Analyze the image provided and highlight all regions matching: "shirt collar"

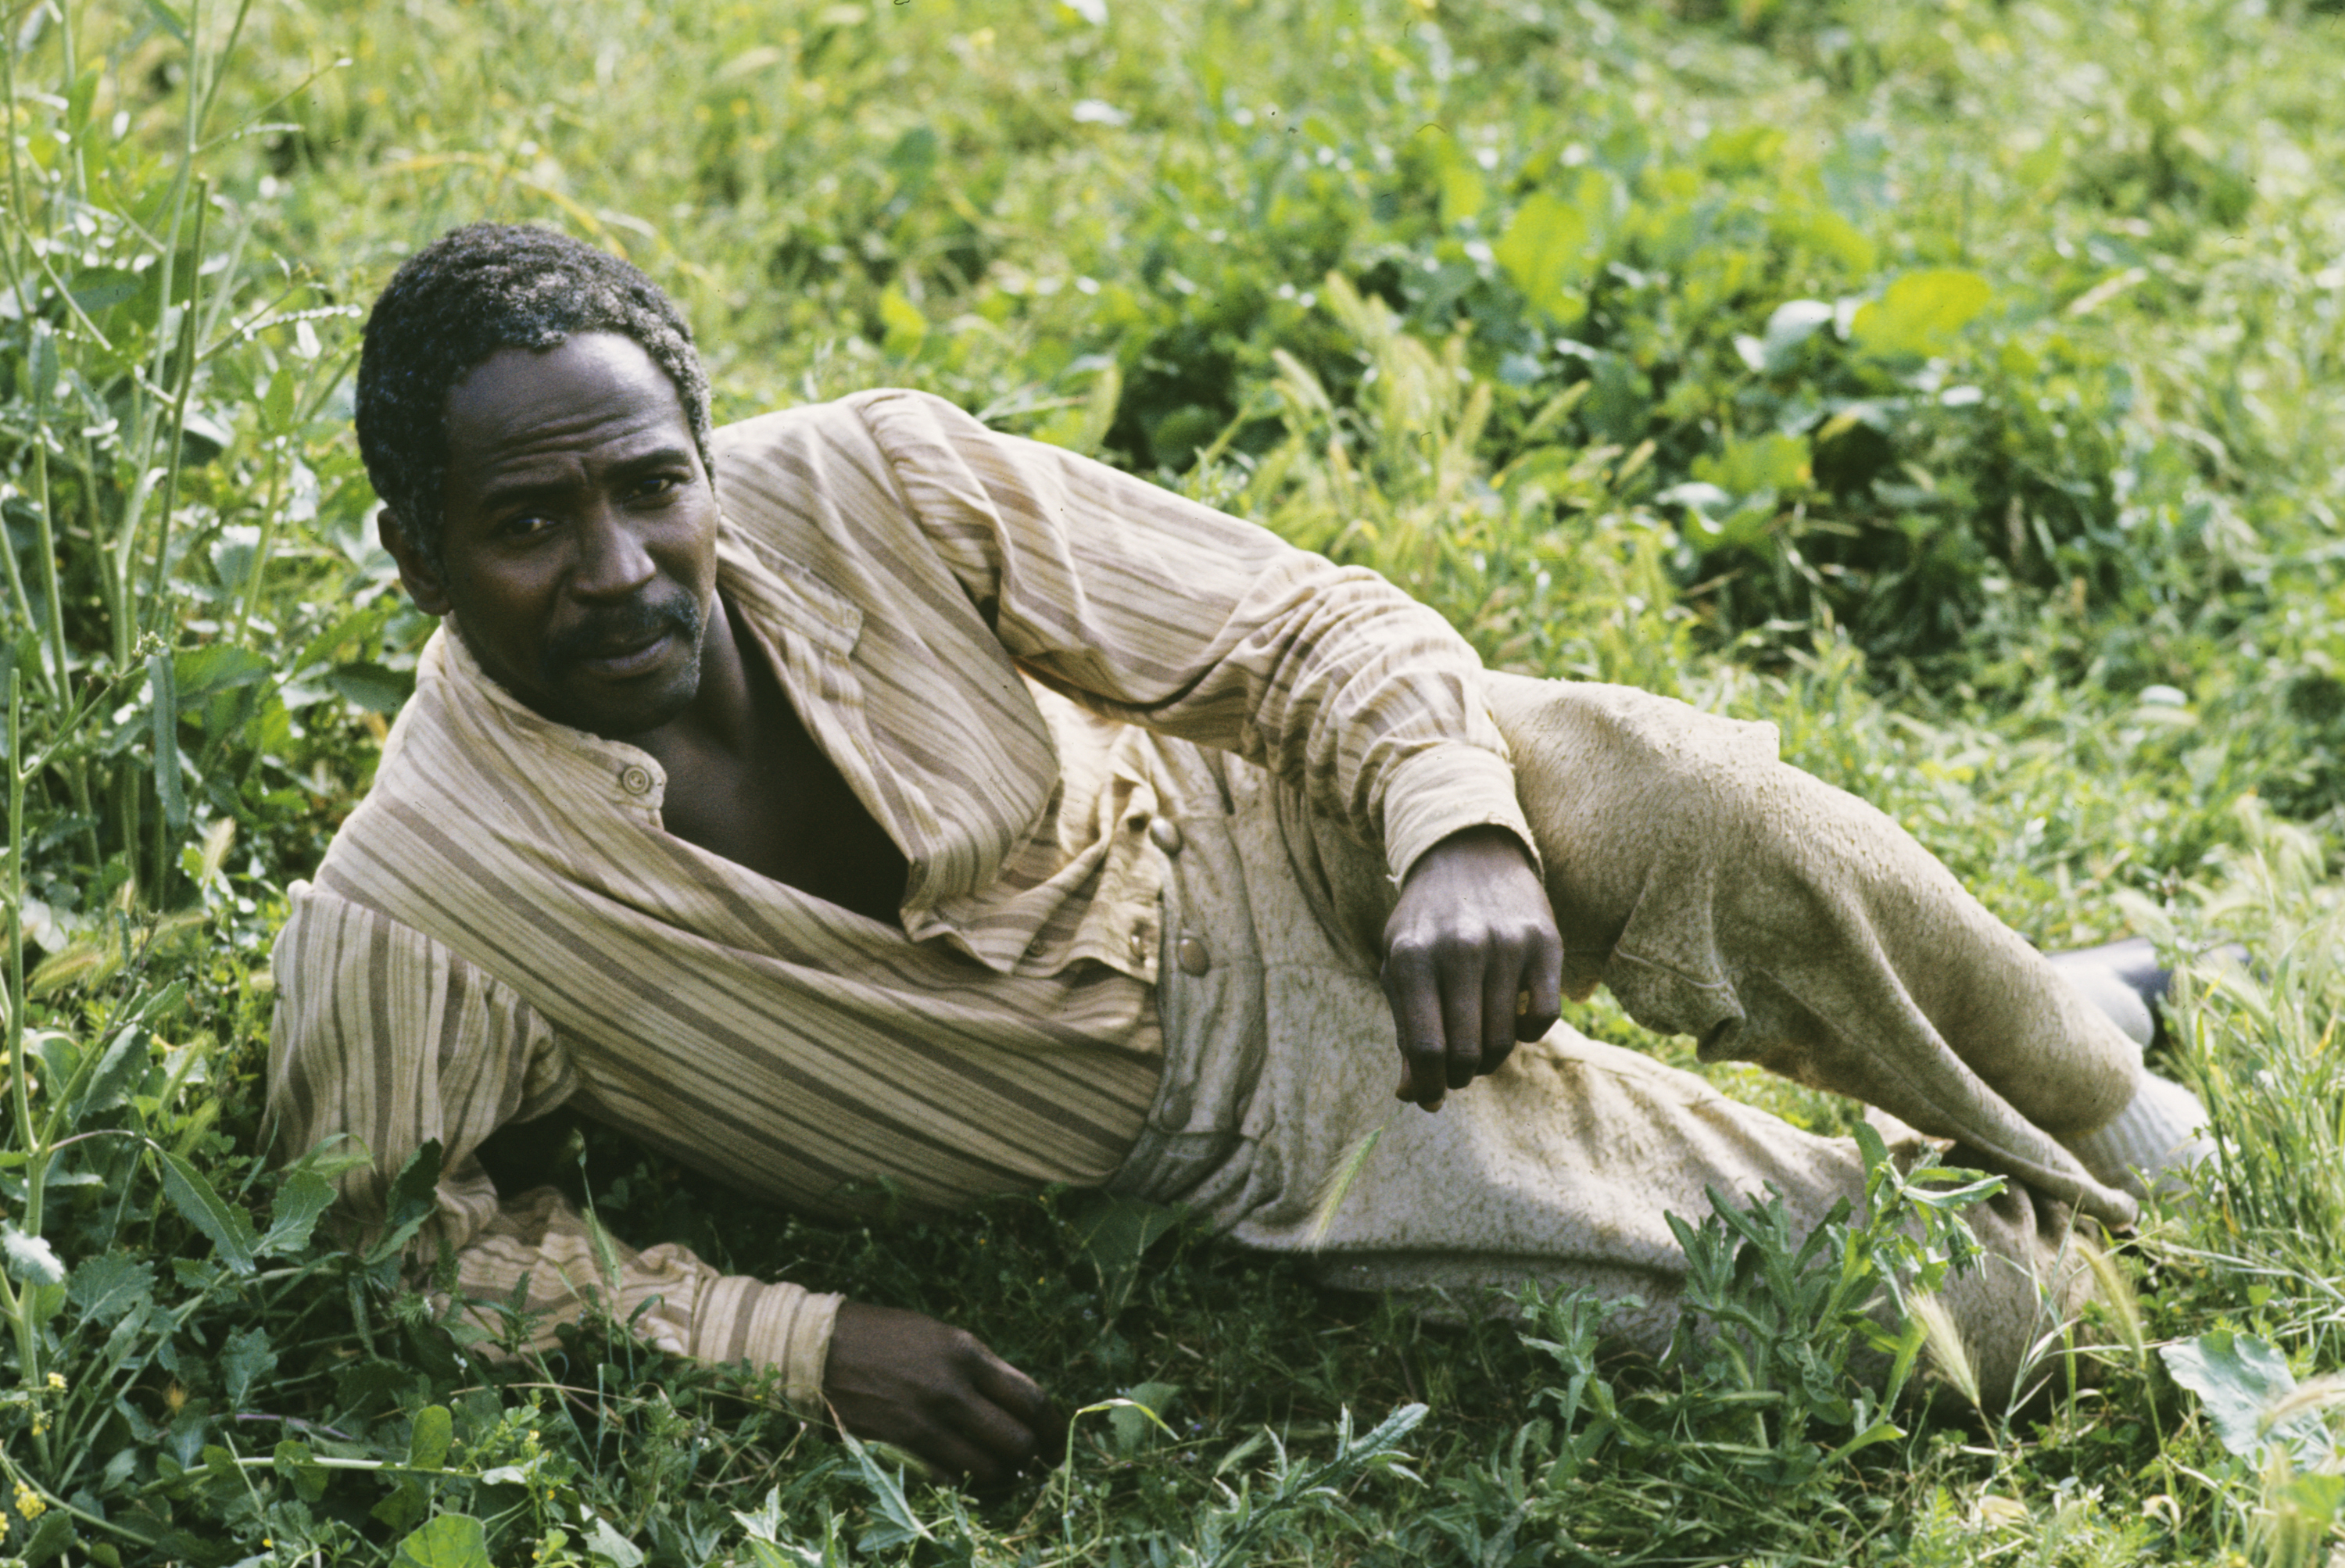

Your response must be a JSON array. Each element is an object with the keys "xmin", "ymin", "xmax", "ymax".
[{"xmin": 414, "ymin": 509, "xmax": 865, "ymax": 821}]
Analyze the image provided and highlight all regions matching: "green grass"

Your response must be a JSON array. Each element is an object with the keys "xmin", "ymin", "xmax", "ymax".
[{"xmin": 7, "ymin": 0, "xmax": 2345, "ymax": 1561}]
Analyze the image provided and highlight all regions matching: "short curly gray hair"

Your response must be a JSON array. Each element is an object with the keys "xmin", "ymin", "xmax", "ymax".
[{"xmin": 354, "ymin": 223, "xmax": 712, "ymax": 568}]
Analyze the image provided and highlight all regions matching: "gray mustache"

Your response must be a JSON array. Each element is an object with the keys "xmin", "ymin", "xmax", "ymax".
[{"xmin": 544, "ymin": 592, "xmax": 703, "ymax": 671}]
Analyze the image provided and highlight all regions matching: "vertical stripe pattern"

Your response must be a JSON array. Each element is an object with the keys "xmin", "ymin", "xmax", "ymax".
[{"xmin": 266, "ymin": 388, "xmax": 1534, "ymax": 1403}]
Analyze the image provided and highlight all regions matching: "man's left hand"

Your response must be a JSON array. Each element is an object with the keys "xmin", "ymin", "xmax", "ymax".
[{"xmin": 1382, "ymin": 826, "xmax": 1563, "ymax": 1108}]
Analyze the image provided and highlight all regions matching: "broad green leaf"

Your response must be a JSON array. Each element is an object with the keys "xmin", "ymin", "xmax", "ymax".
[
  {"xmin": 879, "ymin": 289, "xmax": 928, "ymax": 359},
  {"xmin": 367, "ymin": 1139, "xmax": 445, "ymax": 1265},
  {"xmin": 1352, "ymin": 1400, "xmax": 1430, "ymax": 1456},
  {"xmin": 373, "ymin": 1477, "xmax": 431, "ymax": 1534},
  {"xmin": 64, "ymin": 66, "xmax": 100, "ymax": 132},
  {"xmin": 31, "ymin": 1029, "xmax": 81, "ymax": 1097},
  {"xmin": 2160, "ymin": 1330, "xmax": 2325, "ymax": 1459},
  {"xmin": 584, "ymin": 1515, "xmax": 647, "ymax": 1566},
  {"xmin": 733, "ymin": 1487, "xmax": 786, "ymax": 1542},
  {"xmin": 1851, "ymin": 268, "xmax": 1993, "ymax": 360},
  {"xmin": 263, "ymin": 366, "xmax": 299, "ymax": 433},
  {"xmin": 1437, "ymin": 149, "xmax": 1486, "ymax": 226},
  {"xmin": 121, "ymin": 980, "xmax": 190, "ymax": 1029},
  {"xmin": 1759, "ymin": 299, "xmax": 1836, "ymax": 374},
  {"xmin": 2271, "ymin": 1472, "xmax": 2345, "ymax": 1555},
  {"xmin": 1063, "ymin": 1190, "xmax": 1181, "ymax": 1315},
  {"xmin": 885, "ymin": 124, "xmax": 940, "ymax": 179},
  {"xmin": 2, "ymin": 1223, "xmax": 66, "ymax": 1285},
  {"xmin": 1111, "ymin": 1382, "xmax": 1183, "ymax": 1454},
  {"xmin": 69, "ymin": 269, "xmax": 141, "ymax": 315},
  {"xmin": 259, "ymin": 1167, "xmax": 337, "ymax": 1255},
  {"xmin": 158, "ymin": 1148, "xmax": 259, "ymax": 1275},
  {"xmin": 73, "ymin": 1020, "xmax": 156, "ymax": 1116},
  {"xmin": 221, "ymin": 1325, "xmax": 278, "ymax": 1411},
  {"xmin": 391, "ymin": 1513, "xmax": 492, "ymax": 1568},
  {"xmin": 19, "ymin": 1509, "xmax": 73, "ymax": 1565},
  {"xmin": 409, "ymin": 1404, "xmax": 455, "ymax": 1470},
  {"xmin": 1495, "ymin": 190, "xmax": 1592, "ymax": 324},
  {"xmin": 274, "ymin": 1439, "xmax": 330, "ymax": 1504},
  {"xmin": 326, "ymin": 660, "xmax": 413, "ymax": 714},
  {"xmin": 68, "ymin": 1252, "xmax": 153, "ymax": 1323},
  {"xmin": 1693, "ymin": 434, "xmax": 1810, "ymax": 500},
  {"xmin": 174, "ymin": 643, "xmax": 274, "ymax": 705},
  {"xmin": 841, "ymin": 1427, "xmax": 933, "ymax": 1552}
]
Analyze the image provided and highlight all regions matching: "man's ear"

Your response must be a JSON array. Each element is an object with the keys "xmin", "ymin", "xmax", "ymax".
[{"xmin": 378, "ymin": 507, "xmax": 453, "ymax": 616}]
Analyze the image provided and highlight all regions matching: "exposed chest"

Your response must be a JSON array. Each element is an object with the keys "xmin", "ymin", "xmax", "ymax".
[{"xmin": 653, "ymin": 668, "xmax": 909, "ymax": 927}]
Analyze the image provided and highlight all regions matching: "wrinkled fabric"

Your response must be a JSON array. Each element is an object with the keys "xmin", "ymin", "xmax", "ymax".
[
  {"xmin": 267, "ymin": 388, "xmax": 1538, "ymax": 1407},
  {"xmin": 1114, "ymin": 675, "xmax": 2135, "ymax": 1403}
]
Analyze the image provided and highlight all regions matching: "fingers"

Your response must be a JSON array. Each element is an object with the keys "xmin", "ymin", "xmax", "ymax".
[
  {"xmin": 1384, "ymin": 924, "xmax": 1563, "ymax": 1104},
  {"xmin": 1441, "ymin": 943, "xmax": 1490, "ymax": 1093},
  {"xmin": 1383, "ymin": 938, "xmax": 1449, "ymax": 1108},
  {"xmin": 1479, "ymin": 948, "xmax": 1520, "ymax": 1081},
  {"xmin": 824, "ymin": 1303, "xmax": 1058, "ymax": 1489},
  {"xmin": 1519, "ymin": 922, "xmax": 1564, "ymax": 1044},
  {"xmin": 1380, "ymin": 827, "xmax": 1564, "ymax": 1108},
  {"xmin": 918, "ymin": 1337, "xmax": 1048, "ymax": 1487},
  {"xmin": 974, "ymin": 1347, "xmax": 1065, "ymax": 1448}
]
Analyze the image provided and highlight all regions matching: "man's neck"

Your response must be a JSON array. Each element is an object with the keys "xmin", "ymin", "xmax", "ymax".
[
  {"xmin": 619, "ymin": 590, "xmax": 911, "ymax": 922},
  {"xmin": 628, "ymin": 590, "xmax": 757, "ymax": 765}
]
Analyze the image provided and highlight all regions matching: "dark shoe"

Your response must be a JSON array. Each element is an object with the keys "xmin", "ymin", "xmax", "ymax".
[
  {"xmin": 2047, "ymin": 936, "xmax": 2170, "ymax": 1050},
  {"xmin": 2046, "ymin": 936, "xmax": 2249, "ymax": 1054}
]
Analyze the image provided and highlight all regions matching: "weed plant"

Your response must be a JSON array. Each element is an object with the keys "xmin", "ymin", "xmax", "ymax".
[{"xmin": 5, "ymin": 0, "xmax": 2345, "ymax": 1562}]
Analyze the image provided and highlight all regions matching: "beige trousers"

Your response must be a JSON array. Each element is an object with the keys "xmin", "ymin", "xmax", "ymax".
[{"xmin": 1110, "ymin": 676, "xmax": 2142, "ymax": 1403}]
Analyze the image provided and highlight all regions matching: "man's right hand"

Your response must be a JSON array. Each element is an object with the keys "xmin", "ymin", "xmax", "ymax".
[{"xmin": 821, "ymin": 1301, "xmax": 1064, "ymax": 1487}]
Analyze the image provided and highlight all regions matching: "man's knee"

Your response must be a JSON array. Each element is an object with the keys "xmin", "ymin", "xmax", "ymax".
[{"xmin": 1482, "ymin": 673, "xmax": 1806, "ymax": 954}]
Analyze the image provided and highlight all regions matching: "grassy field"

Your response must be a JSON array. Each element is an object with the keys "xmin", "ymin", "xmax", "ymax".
[{"xmin": 6, "ymin": 0, "xmax": 2345, "ymax": 1561}]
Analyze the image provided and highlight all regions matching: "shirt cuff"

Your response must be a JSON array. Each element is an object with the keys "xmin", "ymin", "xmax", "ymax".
[
  {"xmin": 1378, "ymin": 743, "xmax": 1541, "ymax": 886},
  {"xmin": 691, "ymin": 1275, "xmax": 845, "ymax": 1416}
]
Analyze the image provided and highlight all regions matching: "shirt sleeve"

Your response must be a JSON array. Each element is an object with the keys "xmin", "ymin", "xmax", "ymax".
[
  {"xmin": 854, "ymin": 389, "xmax": 1538, "ymax": 883},
  {"xmin": 263, "ymin": 881, "xmax": 843, "ymax": 1410}
]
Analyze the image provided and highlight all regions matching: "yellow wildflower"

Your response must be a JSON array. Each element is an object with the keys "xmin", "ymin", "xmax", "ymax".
[{"xmin": 14, "ymin": 1480, "xmax": 47, "ymax": 1520}]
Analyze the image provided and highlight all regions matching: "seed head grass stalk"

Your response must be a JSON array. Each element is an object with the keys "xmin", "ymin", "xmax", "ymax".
[{"xmin": 1305, "ymin": 1104, "xmax": 1401, "ymax": 1251}]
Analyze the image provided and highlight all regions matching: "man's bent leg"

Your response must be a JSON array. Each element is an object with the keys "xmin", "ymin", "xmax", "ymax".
[
  {"xmin": 1119, "ymin": 737, "xmax": 2091, "ymax": 1411},
  {"xmin": 1480, "ymin": 673, "xmax": 2147, "ymax": 1229},
  {"xmin": 1258, "ymin": 1023, "xmax": 2089, "ymax": 1409}
]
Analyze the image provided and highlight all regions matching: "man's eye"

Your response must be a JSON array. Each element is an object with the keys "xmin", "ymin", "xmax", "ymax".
[
  {"xmin": 499, "ymin": 513, "xmax": 557, "ymax": 539},
  {"xmin": 629, "ymin": 474, "xmax": 684, "ymax": 501}
]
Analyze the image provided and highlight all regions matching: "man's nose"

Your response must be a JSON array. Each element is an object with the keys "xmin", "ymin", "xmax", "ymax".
[{"xmin": 569, "ymin": 501, "xmax": 657, "ymax": 600}]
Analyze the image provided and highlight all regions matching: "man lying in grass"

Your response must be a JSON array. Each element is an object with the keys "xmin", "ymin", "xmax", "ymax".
[{"xmin": 266, "ymin": 222, "xmax": 2207, "ymax": 1485}]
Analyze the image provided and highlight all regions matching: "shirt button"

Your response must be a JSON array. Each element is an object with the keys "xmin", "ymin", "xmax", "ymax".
[
  {"xmin": 1128, "ymin": 931, "xmax": 1147, "ymax": 958},
  {"xmin": 1176, "ymin": 935, "xmax": 1211, "ymax": 976},
  {"xmin": 619, "ymin": 764, "xmax": 654, "ymax": 796},
  {"xmin": 1148, "ymin": 817, "xmax": 1184, "ymax": 855}
]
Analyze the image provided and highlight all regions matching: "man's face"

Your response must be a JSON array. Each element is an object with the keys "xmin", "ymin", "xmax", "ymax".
[{"xmin": 384, "ymin": 332, "xmax": 718, "ymax": 739}]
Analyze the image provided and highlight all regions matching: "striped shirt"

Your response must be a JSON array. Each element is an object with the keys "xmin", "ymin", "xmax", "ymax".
[{"xmin": 265, "ymin": 388, "xmax": 1534, "ymax": 1407}]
